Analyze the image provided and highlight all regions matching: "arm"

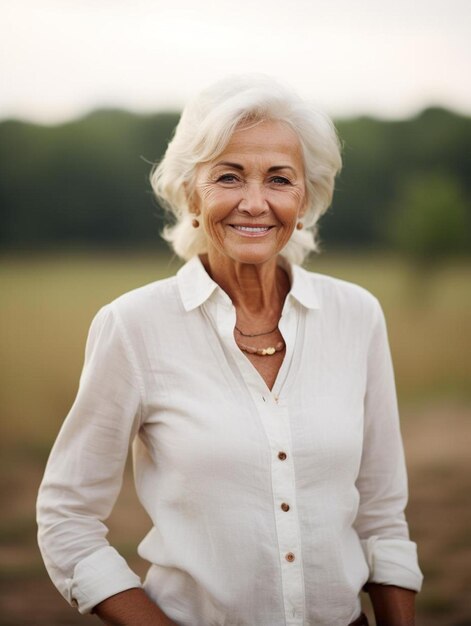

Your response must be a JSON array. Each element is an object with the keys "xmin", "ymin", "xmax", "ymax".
[
  {"xmin": 354, "ymin": 299, "xmax": 423, "ymax": 621},
  {"xmin": 365, "ymin": 583, "xmax": 416, "ymax": 626},
  {"xmin": 93, "ymin": 589, "xmax": 176, "ymax": 626},
  {"xmin": 37, "ymin": 305, "xmax": 146, "ymax": 614}
]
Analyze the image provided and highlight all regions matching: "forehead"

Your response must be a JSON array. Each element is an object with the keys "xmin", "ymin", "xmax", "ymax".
[{"xmin": 214, "ymin": 120, "xmax": 304, "ymax": 167}]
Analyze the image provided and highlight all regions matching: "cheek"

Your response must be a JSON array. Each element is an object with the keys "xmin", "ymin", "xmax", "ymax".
[
  {"xmin": 271, "ymin": 191, "xmax": 305, "ymax": 222},
  {"xmin": 198, "ymin": 195, "xmax": 229, "ymax": 244},
  {"xmin": 200, "ymin": 189, "xmax": 238, "ymax": 222}
]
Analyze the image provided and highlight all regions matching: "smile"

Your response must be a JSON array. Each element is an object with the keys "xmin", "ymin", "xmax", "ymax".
[{"xmin": 230, "ymin": 225, "xmax": 274, "ymax": 237}]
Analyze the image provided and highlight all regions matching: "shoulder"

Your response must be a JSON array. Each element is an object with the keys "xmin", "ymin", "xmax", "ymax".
[
  {"xmin": 294, "ymin": 267, "xmax": 387, "ymax": 351},
  {"xmin": 100, "ymin": 274, "xmax": 182, "ymax": 328}
]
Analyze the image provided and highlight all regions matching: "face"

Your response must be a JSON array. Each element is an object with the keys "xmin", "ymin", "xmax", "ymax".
[{"xmin": 191, "ymin": 120, "xmax": 307, "ymax": 267}]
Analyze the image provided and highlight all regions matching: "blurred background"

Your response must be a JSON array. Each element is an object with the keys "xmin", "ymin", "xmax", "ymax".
[{"xmin": 1, "ymin": 1, "xmax": 470, "ymax": 624}]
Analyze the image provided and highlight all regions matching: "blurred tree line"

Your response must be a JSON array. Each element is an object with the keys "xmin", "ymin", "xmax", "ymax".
[{"xmin": 0, "ymin": 107, "xmax": 469, "ymax": 256}]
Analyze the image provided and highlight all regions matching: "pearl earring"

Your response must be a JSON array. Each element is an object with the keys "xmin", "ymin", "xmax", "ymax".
[
  {"xmin": 192, "ymin": 218, "xmax": 200, "ymax": 228},
  {"xmin": 296, "ymin": 221, "xmax": 303, "ymax": 230}
]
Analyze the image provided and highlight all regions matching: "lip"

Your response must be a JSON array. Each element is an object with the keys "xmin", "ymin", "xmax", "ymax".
[{"xmin": 229, "ymin": 224, "xmax": 275, "ymax": 237}]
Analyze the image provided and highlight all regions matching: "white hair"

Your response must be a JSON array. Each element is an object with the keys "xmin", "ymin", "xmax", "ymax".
[{"xmin": 151, "ymin": 75, "xmax": 342, "ymax": 264}]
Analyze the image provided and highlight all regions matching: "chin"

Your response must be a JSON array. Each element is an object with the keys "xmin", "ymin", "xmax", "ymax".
[{"xmin": 224, "ymin": 245, "xmax": 280, "ymax": 266}]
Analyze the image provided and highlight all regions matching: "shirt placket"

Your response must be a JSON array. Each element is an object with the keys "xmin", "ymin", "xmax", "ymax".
[
  {"xmin": 214, "ymin": 295, "xmax": 305, "ymax": 625},
  {"xmin": 259, "ymin": 393, "xmax": 305, "ymax": 625}
]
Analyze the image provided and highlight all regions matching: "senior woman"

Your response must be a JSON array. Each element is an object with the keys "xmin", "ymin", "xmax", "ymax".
[{"xmin": 37, "ymin": 76, "xmax": 422, "ymax": 626}]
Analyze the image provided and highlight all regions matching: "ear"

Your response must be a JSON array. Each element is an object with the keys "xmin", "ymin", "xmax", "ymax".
[
  {"xmin": 298, "ymin": 193, "xmax": 308, "ymax": 218},
  {"xmin": 184, "ymin": 182, "xmax": 200, "ymax": 216}
]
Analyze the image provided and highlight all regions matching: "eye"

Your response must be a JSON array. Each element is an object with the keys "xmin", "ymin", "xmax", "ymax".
[
  {"xmin": 216, "ymin": 173, "xmax": 239, "ymax": 184},
  {"xmin": 270, "ymin": 176, "xmax": 291, "ymax": 185}
]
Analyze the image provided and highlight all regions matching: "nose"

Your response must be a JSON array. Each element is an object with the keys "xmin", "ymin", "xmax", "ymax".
[{"xmin": 237, "ymin": 182, "xmax": 269, "ymax": 216}]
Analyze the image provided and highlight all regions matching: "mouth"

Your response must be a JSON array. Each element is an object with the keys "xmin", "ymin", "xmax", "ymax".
[{"xmin": 229, "ymin": 225, "xmax": 274, "ymax": 237}]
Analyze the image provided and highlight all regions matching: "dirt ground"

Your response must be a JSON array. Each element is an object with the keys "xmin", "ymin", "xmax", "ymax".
[{"xmin": 0, "ymin": 401, "xmax": 469, "ymax": 626}]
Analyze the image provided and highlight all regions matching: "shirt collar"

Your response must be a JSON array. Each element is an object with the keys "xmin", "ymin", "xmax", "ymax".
[
  {"xmin": 177, "ymin": 256, "xmax": 220, "ymax": 311},
  {"xmin": 177, "ymin": 255, "xmax": 321, "ymax": 312},
  {"xmin": 285, "ymin": 260, "xmax": 321, "ymax": 310}
]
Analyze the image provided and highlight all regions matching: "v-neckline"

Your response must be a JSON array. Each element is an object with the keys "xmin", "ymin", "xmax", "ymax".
[{"xmin": 217, "ymin": 297, "xmax": 299, "ymax": 400}]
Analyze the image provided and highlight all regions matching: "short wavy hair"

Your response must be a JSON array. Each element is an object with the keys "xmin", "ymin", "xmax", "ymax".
[{"xmin": 151, "ymin": 75, "xmax": 342, "ymax": 264}]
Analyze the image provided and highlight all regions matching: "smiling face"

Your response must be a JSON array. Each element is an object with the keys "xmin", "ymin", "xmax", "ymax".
[{"xmin": 191, "ymin": 120, "xmax": 307, "ymax": 267}]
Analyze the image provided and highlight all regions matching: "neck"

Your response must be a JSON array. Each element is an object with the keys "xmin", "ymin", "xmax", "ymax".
[{"xmin": 202, "ymin": 249, "xmax": 290, "ymax": 316}]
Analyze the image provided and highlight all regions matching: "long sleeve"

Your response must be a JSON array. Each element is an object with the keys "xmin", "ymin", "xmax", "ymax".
[
  {"xmin": 37, "ymin": 305, "xmax": 143, "ymax": 613},
  {"xmin": 354, "ymin": 299, "xmax": 423, "ymax": 592},
  {"xmin": 37, "ymin": 259, "xmax": 424, "ymax": 624}
]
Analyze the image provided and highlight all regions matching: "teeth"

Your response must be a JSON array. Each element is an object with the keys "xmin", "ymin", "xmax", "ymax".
[{"xmin": 234, "ymin": 226, "xmax": 270, "ymax": 232}]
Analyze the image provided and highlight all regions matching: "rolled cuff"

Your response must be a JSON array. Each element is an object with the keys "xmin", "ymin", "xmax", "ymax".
[
  {"xmin": 66, "ymin": 546, "xmax": 142, "ymax": 614},
  {"xmin": 361, "ymin": 536, "xmax": 423, "ymax": 592}
]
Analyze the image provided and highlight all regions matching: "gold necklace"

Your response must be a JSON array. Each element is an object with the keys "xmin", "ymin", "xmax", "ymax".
[{"xmin": 236, "ymin": 339, "xmax": 285, "ymax": 356}]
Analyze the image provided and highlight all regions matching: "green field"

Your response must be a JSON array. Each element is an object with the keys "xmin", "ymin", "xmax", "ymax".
[
  {"xmin": 1, "ymin": 251, "xmax": 470, "ymax": 625},
  {"xmin": 1, "ymin": 251, "xmax": 469, "ymax": 444}
]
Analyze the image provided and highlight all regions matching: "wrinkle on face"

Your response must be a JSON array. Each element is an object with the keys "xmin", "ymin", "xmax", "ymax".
[{"xmin": 191, "ymin": 120, "xmax": 307, "ymax": 269}]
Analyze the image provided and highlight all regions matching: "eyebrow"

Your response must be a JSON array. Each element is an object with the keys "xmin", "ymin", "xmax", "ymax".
[{"xmin": 213, "ymin": 161, "xmax": 296, "ymax": 173}]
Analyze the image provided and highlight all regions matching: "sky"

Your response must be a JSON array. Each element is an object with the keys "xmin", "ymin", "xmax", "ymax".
[{"xmin": 1, "ymin": 0, "xmax": 471, "ymax": 124}]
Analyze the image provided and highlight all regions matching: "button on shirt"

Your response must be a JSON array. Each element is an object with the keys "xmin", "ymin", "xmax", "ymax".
[{"xmin": 37, "ymin": 256, "xmax": 423, "ymax": 626}]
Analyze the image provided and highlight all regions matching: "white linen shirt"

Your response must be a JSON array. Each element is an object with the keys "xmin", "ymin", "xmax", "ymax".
[{"xmin": 37, "ymin": 256, "xmax": 423, "ymax": 626}]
